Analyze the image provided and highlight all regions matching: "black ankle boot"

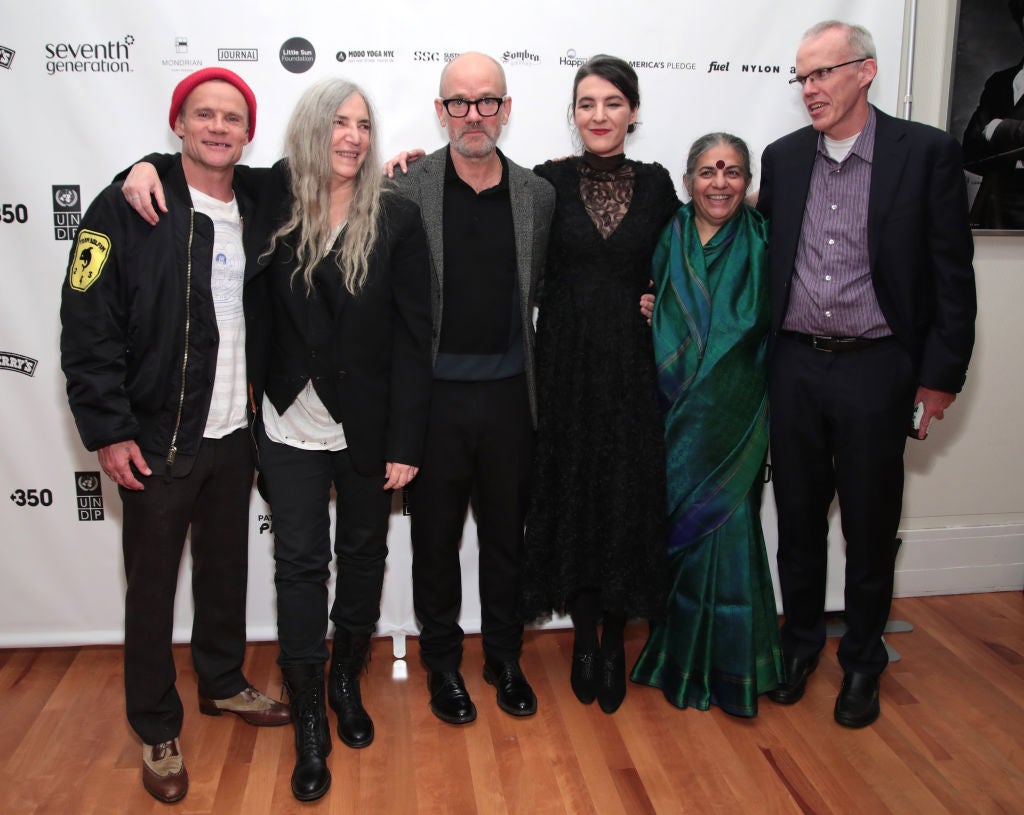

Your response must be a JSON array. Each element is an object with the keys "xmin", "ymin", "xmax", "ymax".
[
  {"xmin": 281, "ymin": 664, "xmax": 332, "ymax": 801},
  {"xmin": 329, "ymin": 630, "xmax": 374, "ymax": 748},
  {"xmin": 597, "ymin": 614, "xmax": 627, "ymax": 714}
]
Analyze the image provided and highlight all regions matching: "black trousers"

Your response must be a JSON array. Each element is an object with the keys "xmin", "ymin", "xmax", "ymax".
[
  {"xmin": 769, "ymin": 335, "xmax": 916, "ymax": 676},
  {"xmin": 258, "ymin": 427, "xmax": 391, "ymax": 667},
  {"xmin": 410, "ymin": 375, "xmax": 533, "ymax": 671},
  {"xmin": 120, "ymin": 428, "xmax": 253, "ymax": 745}
]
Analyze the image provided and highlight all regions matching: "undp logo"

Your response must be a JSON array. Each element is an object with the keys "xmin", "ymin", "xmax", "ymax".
[{"xmin": 280, "ymin": 37, "xmax": 315, "ymax": 73}]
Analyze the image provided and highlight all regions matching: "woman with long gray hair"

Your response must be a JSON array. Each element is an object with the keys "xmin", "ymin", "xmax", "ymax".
[{"xmin": 250, "ymin": 79, "xmax": 432, "ymax": 799}]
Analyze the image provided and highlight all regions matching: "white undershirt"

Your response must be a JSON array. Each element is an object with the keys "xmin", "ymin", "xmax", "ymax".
[
  {"xmin": 262, "ymin": 387, "xmax": 348, "ymax": 451},
  {"xmin": 261, "ymin": 222, "xmax": 349, "ymax": 451},
  {"xmin": 824, "ymin": 132, "xmax": 860, "ymax": 163},
  {"xmin": 189, "ymin": 186, "xmax": 247, "ymax": 438}
]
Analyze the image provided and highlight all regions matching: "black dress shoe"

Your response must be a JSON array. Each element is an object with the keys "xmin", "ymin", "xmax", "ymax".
[
  {"xmin": 570, "ymin": 648, "xmax": 597, "ymax": 705},
  {"xmin": 597, "ymin": 647, "xmax": 626, "ymax": 714},
  {"xmin": 834, "ymin": 672, "xmax": 880, "ymax": 728},
  {"xmin": 428, "ymin": 671, "xmax": 477, "ymax": 725},
  {"xmin": 483, "ymin": 659, "xmax": 537, "ymax": 717},
  {"xmin": 767, "ymin": 654, "xmax": 820, "ymax": 705}
]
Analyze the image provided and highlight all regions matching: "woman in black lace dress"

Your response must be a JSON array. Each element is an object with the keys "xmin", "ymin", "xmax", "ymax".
[{"xmin": 521, "ymin": 55, "xmax": 680, "ymax": 713}]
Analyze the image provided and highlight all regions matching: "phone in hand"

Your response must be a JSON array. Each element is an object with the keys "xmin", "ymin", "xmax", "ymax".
[{"xmin": 908, "ymin": 401, "xmax": 925, "ymax": 440}]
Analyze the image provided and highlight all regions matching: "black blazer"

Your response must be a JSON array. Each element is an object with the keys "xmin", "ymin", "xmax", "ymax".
[
  {"xmin": 757, "ymin": 107, "xmax": 977, "ymax": 394},
  {"xmin": 244, "ymin": 161, "xmax": 433, "ymax": 476}
]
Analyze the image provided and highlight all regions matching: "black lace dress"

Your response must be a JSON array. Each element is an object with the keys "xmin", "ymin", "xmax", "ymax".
[{"xmin": 520, "ymin": 153, "xmax": 681, "ymax": 621}]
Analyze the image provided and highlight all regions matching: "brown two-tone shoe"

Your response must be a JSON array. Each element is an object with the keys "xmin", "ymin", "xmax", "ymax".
[
  {"xmin": 142, "ymin": 738, "xmax": 188, "ymax": 803},
  {"xmin": 198, "ymin": 685, "xmax": 291, "ymax": 726}
]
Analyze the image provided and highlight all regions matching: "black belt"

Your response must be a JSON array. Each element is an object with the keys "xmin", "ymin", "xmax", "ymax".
[{"xmin": 780, "ymin": 331, "xmax": 892, "ymax": 353}]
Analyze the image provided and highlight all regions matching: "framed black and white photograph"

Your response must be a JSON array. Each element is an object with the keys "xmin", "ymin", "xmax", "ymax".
[{"xmin": 949, "ymin": 0, "xmax": 1024, "ymax": 233}]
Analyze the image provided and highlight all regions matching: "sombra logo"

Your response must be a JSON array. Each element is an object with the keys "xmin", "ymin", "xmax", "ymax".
[
  {"xmin": 280, "ymin": 37, "xmax": 315, "ymax": 73},
  {"xmin": 502, "ymin": 49, "xmax": 540, "ymax": 65}
]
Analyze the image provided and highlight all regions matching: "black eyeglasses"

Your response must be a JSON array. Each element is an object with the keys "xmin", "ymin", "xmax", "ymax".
[
  {"xmin": 789, "ymin": 58, "xmax": 868, "ymax": 86},
  {"xmin": 440, "ymin": 97, "xmax": 505, "ymax": 118}
]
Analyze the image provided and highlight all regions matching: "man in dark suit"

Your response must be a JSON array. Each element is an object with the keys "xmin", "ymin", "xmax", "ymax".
[
  {"xmin": 391, "ymin": 52, "xmax": 555, "ymax": 725},
  {"xmin": 757, "ymin": 21, "xmax": 976, "ymax": 728},
  {"xmin": 962, "ymin": 0, "xmax": 1024, "ymax": 229}
]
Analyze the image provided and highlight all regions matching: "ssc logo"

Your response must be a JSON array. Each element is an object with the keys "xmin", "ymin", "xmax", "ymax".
[{"xmin": 69, "ymin": 229, "xmax": 111, "ymax": 292}]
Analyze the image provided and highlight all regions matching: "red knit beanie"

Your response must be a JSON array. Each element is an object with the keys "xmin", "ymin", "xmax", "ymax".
[{"xmin": 168, "ymin": 67, "xmax": 257, "ymax": 139}]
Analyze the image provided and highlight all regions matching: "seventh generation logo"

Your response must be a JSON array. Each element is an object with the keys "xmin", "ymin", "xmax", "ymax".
[{"xmin": 45, "ymin": 34, "xmax": 135, "ymax": 76}]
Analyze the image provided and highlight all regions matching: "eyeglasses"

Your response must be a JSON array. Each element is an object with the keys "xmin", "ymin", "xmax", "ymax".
[
  {"xmin": 440, "ymin": 97, "xmax": 505, "ymax": 118},
  {"xmin": 788, "ymin": 58, "xmax": 868, "ymax": 86}
]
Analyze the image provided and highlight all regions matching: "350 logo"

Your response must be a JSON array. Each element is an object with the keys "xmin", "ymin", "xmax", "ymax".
[
  {"xmin": 2, "ymin": 203, "xmax": 28, "ymax": 224},
  {"xmin": 10, "ymin": 488, "xmax": 54, "ymax": 507}
]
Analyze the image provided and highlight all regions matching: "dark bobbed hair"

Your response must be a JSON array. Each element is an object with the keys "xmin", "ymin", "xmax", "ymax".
[{"xmin": 570, "ymin": 54, "xmax": 640, "ymax": 135}]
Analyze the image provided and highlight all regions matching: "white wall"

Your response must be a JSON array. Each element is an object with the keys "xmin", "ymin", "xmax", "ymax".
[
  {"xmin": 888, "ymin": 1, "xmax": 1024, "ymax": 597},
  {"xmin": 0, "ymin": 0, "xmax": 1019, "ymax": 649}
]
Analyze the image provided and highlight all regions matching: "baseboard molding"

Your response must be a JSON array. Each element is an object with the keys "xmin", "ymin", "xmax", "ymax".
[
  {"xmin": 3, "ymin": 523, "xmax": 1021, "ymax": 649},
  {"xmin": 894, "ymin": 523, "xmax": 1024, "ymax": 596}
]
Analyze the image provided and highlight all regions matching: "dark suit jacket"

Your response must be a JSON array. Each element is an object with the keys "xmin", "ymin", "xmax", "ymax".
[
  {"xmin": 389, "ymin": 146, "xmax": 555, "ymax": 423},
  {"xmin": 244, "ymin": 161, "xmax": 433, "ymax": 476},
  {"xmin": 757, "ymin": 107, "xmax": 976, "ymax": 394}
]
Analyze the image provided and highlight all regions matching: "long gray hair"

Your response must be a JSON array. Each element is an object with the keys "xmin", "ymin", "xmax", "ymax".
[{"xmin": 264, "ymin": 78, "xmax": 383, "ymax": 295}]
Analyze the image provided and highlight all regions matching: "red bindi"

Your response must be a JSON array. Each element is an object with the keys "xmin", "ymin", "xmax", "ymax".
[{"xmin": 715, "ymin": 160, "xmax": 726, "ymax": 170}]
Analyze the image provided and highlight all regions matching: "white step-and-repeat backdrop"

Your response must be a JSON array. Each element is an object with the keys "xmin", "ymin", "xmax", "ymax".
[{"xmin": 0, "ymin": 0, "xmax": 905, "ymax": 648}]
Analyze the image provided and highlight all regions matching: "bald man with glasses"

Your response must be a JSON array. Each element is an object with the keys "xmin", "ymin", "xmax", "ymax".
[{"xmin": 389, "ymin": 52, "xmax": 555, "ymax": 725}]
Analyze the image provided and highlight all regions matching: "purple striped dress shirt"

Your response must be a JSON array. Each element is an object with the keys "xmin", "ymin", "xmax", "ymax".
[{"xmin": 783, "ymin": 107, "xmax": 892, "ymax": 339}]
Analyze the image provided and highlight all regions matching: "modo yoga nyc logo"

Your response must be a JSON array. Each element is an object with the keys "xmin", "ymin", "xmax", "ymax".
[{"xmin": 280, "ymin": 37, "xmax": 315, "ymax": 73}]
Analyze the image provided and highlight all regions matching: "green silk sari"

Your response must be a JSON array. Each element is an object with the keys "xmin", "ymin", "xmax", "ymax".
[{"xmin": 630, "ymin": 202, "xmax": 783, "ymax": 716}]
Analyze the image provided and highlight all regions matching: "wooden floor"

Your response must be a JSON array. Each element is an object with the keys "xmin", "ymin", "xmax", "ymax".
[{"xmin": 1, "ymin": 592, "xmax": 1022, "ymax": 814}]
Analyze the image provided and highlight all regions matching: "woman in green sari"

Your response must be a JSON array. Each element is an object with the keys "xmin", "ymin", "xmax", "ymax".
[{"xmin": 630, "ymin": 133, "xmax": 783, "ymax": 716}]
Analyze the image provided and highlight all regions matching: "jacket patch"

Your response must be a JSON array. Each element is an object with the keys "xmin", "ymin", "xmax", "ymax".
[{"xmin": 69, "ymin": 229, "xmax": 111, "ymax": 292}]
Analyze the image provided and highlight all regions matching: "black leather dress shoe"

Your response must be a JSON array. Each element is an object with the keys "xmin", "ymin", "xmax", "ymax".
[
  {"xmin": 570, "ymin": 648, "xmax": 597, "ymax": 705},
  {"xmin": 766, "ymin": 654, "xmax": 820, "ymax": 705},
  {"xmin": 483, "ymin": 659, "xmax": 537, "ymax": 717},
  {"xmin": 834, "ymin": 672, "xmax": 880, "ymax": 728},
  {"xmin": 428, "ymin": 671, "xmax": 477, "ymax": 725}
]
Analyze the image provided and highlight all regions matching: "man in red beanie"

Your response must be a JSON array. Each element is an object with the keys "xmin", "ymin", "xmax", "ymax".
[{"xmin": 60, "ymin": 67, "xmax": 289, "ymax": 804}]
